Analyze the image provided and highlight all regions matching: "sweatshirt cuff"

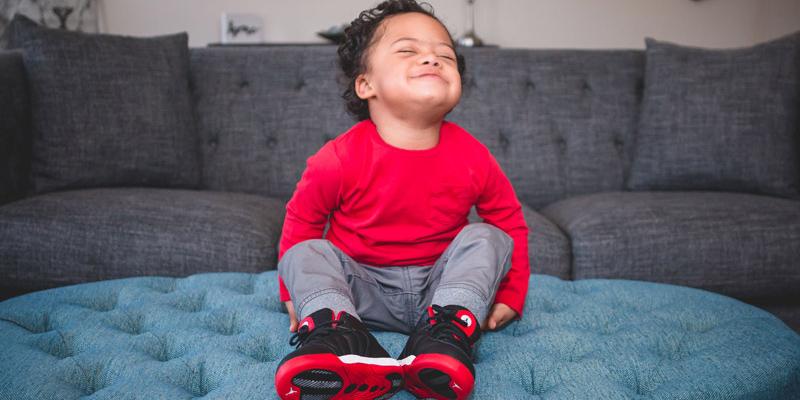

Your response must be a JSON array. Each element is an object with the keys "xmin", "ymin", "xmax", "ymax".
[{"xmin": 493, "ymin": 288, "xmax": 526, "ymax": 319}]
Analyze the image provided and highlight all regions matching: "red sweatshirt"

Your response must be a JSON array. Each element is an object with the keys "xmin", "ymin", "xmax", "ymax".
[{"xmin": 278, "ymin": 119, "xmax": 530, "ymax": 316}]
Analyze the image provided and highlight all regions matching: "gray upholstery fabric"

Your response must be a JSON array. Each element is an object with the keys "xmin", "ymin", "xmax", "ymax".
[
  {"xmin": 1, "ymin": 42, "xmax": 798, "ymax": 328},
  {"xmin": 627, "ymin": 34, "xmax": 800, "ymax": 198},
  {"xmin": 450, "ymin": 49, "xmax": 644, "ymax": 209},
  {"xmin": 541, "ymin": 191, "xmax": 800, "ymax": 300},
  {"xmin": 191, "ymin": 47, "xmax": 644, "ymax": 208},
  {"xmin": 8, "ymin": 15, "xmax": 201, "ymax": 194},
  {"xmin": 469, "ymin": 203, "xmax": 571, "ymax": 279},
  {"xmin": 0, "ymin": 50, "xmax": 31, "ymax": 206},
  {"xmin": 0, "ymin": 188, "xmax": 284, "ymax": 293}
]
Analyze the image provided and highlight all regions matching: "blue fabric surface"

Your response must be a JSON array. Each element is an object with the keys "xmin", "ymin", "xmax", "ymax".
[{"xmin": 0, "ymin": 272, "xmax": 798, "ymax": 399}]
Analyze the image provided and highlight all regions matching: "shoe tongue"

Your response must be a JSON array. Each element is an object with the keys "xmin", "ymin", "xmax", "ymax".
[
  {"xmin": 298, "ymin": 308, "xmax": 336, "ymax": 332},
  {"xmin": 334, "ymin": 310, "xmax": 368, "ymax": 330},
  {"xmin": 428, "ymin": 305, "xmax": 480, "ymax": 343}
]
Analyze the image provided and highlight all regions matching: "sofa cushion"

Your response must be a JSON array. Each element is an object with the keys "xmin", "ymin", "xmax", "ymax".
[
  {"xmin": 0, "ymin": 188, "xmax": 284, "ymax": 293},
  {"xmin": 540, "ymin": 191, "xmax": 800, "ymax": 300},
  {"xmin": 470, "ymin": 203, "xmax": 571, "ymax": 279},
  {"xmin": 8, "ymin": 15, "xmax": 201, "ymax": 194},
  {"xmin": 627, "ymin": 34, "xmax": 800, "ymax": 198}
]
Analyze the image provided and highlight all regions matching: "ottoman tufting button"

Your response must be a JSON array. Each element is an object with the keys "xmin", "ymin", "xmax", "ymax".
[
  {"xmin": 138, "ymin": 332, "xmax": 181, "ymax": 362},
  {"xmin": 63, "ymin": 359, "xmax": 114, "ymax": 396},
  {"xmin": 32, "ymin": 330, "xmax": 73, "ymax": 359},
  {"xmin": 171, "ymin": 292, "xmax": 206, "ymax": 313},
  {"xmin": 238, "ymin": 336, "xmax": 280, "ymax": 362},
  {"xmin": 178, "ymin": 361, "xmax": 212, "ymax": 397},
  {"xmin": 109, "ymin": 312, "xmax": 145, "ymax": 335},
  {"xmin": 143, "ymin": 278, "xmax": 177, "ymax": 294},
  {"xmin": 205, "ymin": 310, "xmax": 243, "ymax": 336}
]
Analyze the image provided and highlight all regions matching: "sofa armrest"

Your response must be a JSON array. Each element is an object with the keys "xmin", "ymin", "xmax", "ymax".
[{"xmin": 0, "ymin": 50, "xmax": 33, "ymax": 206}]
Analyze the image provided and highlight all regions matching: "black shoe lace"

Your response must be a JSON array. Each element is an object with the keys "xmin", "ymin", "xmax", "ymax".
[
  {"xmin": 288, "ymin": 320, "xmax": 356, "ymax": 349},
  {"xmin": 426, "ymin": 305, "xmax": 472, "ymax": 353}
]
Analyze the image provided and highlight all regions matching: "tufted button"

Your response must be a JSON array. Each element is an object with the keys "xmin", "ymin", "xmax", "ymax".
[
  {"xmin": 180, "ymin": 360, "xmax": 211, "ymax": 397},
  {"xmin": 32, "ymin": 330, "xmax": 72, "ymax": 359},
  {"xmin": 266, "ymin": 136, "xmax": 278, "ymax": 148},
  {"xmin": 613, "ymin": 136, "xmax": 624, "ymax": 153},
  {"xmin": 62, "ymin": 359, "xmax": 110, "ymax": 395},
  {"xmin": 295, "ymin": 79, "xmax": 306, "ymax": 91},
  {"xmin": 110, "ymin": 312, "xmax": 145, "ymax": 335},
  {"xmin": 208, "ymin": 137, "xmax": 218, "ymax": 147},
  {"xmin": 554, "ymin": 136, "xmax": 567, "ymax": 153},
  {"xmin": 206, "ymin": 310, "xmax": 243, "ymax": 336},
  {"xmin": 498, "ymin": 131, "xmax": 511, "ymax": 152},
  {"xmin": 238, "ymin": 335, "xmax": 280, "ymax": 362},
  {"xmin": 171, "ymin": 292, "xmax": 206, "ymax": 313},
  {"xmin": 144, "ymin": 279, "xmax": 176, "ymax": 294},
  {"xmin": 139, "ymin": 332, "xmax": 181, "ymax": 362},
  {"xmin": 581, "ymin": 80, "xmax": 592, "ymax": 93},
  {"xmin": 239, "ymin": 80, "xmax": 249, "ymax": 89},
  {"xmin": 526, "ymin": 80, "xmax": 536, "ymax": 90}
]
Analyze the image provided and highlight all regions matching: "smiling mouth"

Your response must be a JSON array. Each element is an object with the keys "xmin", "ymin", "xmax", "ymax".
[{"xmin": 414, "ymin": 74, "xmax": 445, "ymax": 81}]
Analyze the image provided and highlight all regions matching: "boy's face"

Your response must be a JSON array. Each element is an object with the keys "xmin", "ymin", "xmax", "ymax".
[{"xmin": 356, "ymin": 12, "xmax": 462, "ymax": 121}]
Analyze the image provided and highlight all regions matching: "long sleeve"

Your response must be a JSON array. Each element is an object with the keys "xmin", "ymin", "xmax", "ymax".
[
  {"xmin": 277, "ymin": 142, "xmax": 343, "ymax": 301},
  {"xmin": 476, "ymin": 153, "xmax": 530, "ymax": 317}
]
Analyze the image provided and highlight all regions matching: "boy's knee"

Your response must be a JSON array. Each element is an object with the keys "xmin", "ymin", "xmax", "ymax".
[
  {"xmin": 463, "ymin": 224, "xmax": 514, "ymax": 277},
  {"xmin": 460, "ymin": 223, "xmax": 513, "ymax": 248},
  {"xmin": 278, "ymin": 239, "xmax": 334, "ymax": 272}
]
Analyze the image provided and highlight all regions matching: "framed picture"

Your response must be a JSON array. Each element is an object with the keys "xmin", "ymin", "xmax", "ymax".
[
  {"xmin": 1, "ymin": 0, "xmax": 99, "ymax": 47},
  {"xmin": 220, "ymin": 13, "xmax": 263, "ymax": 44}
]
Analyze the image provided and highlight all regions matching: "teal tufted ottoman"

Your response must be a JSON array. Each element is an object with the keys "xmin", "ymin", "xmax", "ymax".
[{"xmin": 1, "ymin": 272, "xmax": 799, "ymax": 400}]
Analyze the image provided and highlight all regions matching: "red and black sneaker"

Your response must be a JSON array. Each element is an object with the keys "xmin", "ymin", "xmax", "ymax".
[
  {"xmin": 398, "ymin": 305, "xmax": 481, "ymax": 400},
  {"xmin": 274, "ymin": 308, "xmax": 404, "ymax": 400}
]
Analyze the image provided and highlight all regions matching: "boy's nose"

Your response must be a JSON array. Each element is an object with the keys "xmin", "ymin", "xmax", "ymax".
[{"xmin": 418, "ymin": 48, "xmax": 442, "ymax": 67}]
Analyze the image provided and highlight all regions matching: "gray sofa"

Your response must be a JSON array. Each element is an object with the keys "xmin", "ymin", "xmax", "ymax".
[{"xmin": 1, "ymin": 23, "xmax": 798, "ymax": 332}]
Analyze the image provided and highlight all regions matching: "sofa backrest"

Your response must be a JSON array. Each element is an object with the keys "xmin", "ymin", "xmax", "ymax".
[
  {"xmin": 1, "ymin": 46, "xmax": 645, "ymax": 210},
  {"xmin": 191, "ymin": 46, "xmax": 644, "ymax": 209}
]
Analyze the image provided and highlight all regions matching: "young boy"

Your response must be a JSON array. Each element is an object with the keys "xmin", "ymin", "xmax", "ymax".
[{"xmin": 274, "ymin": 1, "xmax": 529, "ymax": 399}]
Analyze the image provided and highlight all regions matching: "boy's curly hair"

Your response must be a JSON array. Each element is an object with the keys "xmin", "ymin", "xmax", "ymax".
[{"xmin": 337, "ymin": 0, "xmax": 466, "ymax": 121}]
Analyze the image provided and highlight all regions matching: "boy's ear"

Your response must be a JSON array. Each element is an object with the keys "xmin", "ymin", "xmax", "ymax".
[{"xmin": 355, "ymin": 74, "xmax": 375, "ymax": 100}]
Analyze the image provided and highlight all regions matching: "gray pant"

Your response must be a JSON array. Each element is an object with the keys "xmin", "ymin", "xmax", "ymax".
[{"xmin": 278, "ymin": 223, "xmax": 513, "ymax": 334}]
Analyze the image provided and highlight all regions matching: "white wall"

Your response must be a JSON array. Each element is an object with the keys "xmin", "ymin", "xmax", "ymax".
[{"xmin": 100, "ymin": 0, "xmax": 800, "ymax": 49}]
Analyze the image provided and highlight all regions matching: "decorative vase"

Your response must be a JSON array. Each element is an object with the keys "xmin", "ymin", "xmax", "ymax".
[{"xmin": 456, "ymin": 0, "xmax": 484, "ymax": 47}]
